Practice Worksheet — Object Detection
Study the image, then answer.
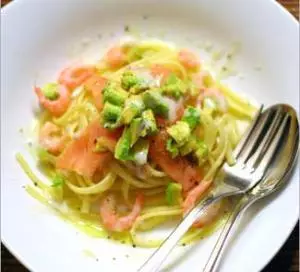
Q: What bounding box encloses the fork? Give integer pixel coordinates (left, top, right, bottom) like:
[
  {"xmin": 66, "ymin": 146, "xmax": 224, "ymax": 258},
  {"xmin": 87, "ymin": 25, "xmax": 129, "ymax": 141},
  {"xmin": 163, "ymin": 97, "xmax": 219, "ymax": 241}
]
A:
[
  {"xmin": 203, "ymin": 104, "xmax": 299, "ymax": 272},
  {"xmin": 138, "ymin": 104, "xmax": 288, "ymax": 272}
]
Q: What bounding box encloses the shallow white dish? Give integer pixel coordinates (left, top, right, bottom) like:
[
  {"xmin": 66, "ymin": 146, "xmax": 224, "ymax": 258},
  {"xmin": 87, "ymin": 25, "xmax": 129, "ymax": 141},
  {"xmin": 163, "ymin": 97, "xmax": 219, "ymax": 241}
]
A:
[{"xmin": 1, "ymin": 0, "xmax": 299, "ymax": 271}]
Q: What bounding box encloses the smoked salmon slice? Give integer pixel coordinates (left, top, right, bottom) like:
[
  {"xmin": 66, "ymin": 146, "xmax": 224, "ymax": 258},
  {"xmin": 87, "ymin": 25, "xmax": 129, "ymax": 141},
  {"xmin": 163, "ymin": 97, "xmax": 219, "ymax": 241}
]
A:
[
  {"xmin": 149, "ymin": 131, "xmax": 203, "ymax": 191},
  {"xmin": 56, "ymin": 121, "xmax": 121, "ymax": 177},
  {"xmin": 84, "ymin": 75, "xmax": 107, "ymax": 111}
]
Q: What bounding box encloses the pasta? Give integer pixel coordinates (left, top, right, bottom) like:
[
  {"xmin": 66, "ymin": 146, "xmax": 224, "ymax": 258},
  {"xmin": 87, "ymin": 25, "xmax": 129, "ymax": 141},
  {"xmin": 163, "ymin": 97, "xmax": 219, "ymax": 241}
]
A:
[{"xmin": 17, "ymin": 39, "xmax": 257, "ymax": 247}]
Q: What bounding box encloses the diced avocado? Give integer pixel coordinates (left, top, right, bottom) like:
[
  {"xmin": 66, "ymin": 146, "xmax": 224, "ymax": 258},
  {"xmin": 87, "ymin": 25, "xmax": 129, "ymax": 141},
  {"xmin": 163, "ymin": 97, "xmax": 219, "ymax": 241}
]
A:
[
  {"xmin": 142, "ymin": 90, "xmax": 169, "ymax": 118},
  {"xmin": 182, "ymin": 106, "xmax": 200, "ymax": 130},
  {"xmin": 122, "ymin": 95, "xmax": 145, "ymax": 124},
  {"xmin": 167, "ymin": 121, "xmax": 191, "ymax": 147},
  {"xmin": 162, "ymin": 73, "xmax": 186, "ymax": 100},
  {"xmin": 41, "ymin": 83, "xmax": 59, "ymax": 100},
  {"xmin": 195, "ymin": 141, "xmax": 208, "ymax": 165},
  {"xmin": 121, "ymin": 71, "xmax": 140, "ymax": 90},
  {"xmin": 166, "ymin": 183, "xmax": 182, "ymax": 205},
  {"xmin": 103, "ymin": 82, "xmax": 128, "ymax": 106},
  {"xmin": 166, "ymin": 138, "xmax": 179, "ymax": 158},
  {"xmin": 180, "ymin": 136, "xmax": 198, "ymax": 156},
  {"xmin": 114, "ymin": 128, "xmax": 133, "ymax": 161},
  {"xmin": 141, "ymin": 109, "xmax": 157, "ymax": 136},
  {"xmin": 121, "ymin": 71, "xmax": 148, "ymax": 94},
  {"xmin": 132, "ymin": 139, "xmax": 149, "ymax": 165},
  {"xmin": 129, "ymin": 110, "xmax": 157, "ymax": 146},
  {"xmin": 52, "ymin": 173, "xmax": 65, "ymax": 187},
  {"xmin": 102, "ymin": 102, "xmax": 122, "ymax": 129},
  {"xmin": 129, "ymin": 80, "xmax": 149, "ymax": 94},
  {"xmin": 129, "ymin": 118, "xmax": 143, "ymax": 147}
]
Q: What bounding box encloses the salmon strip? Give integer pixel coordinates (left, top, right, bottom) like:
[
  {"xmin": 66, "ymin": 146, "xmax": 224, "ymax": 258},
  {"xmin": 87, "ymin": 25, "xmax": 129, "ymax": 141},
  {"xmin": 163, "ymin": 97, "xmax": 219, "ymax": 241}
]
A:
[
  {"xmin": 84, "ymin": 75, "xmax": 107, "ymax": 111},
  {"xmin": 56, "ymin": 121, "xmax": 121, "ymax": 177},
  {"xmin": 149, "ymin": 131, "xmax": 203, "ymax": 191}
]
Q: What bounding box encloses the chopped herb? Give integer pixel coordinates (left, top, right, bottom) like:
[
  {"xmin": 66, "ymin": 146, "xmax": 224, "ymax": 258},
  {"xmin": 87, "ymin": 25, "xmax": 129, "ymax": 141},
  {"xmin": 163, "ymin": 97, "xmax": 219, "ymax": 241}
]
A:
[
  {"xmin": 167, "ymin": 121, "xmax": 191, "ymax": 147},
  {"xmin": 51, "ymin": 173, "xmax": 65, "ymax": 187}
]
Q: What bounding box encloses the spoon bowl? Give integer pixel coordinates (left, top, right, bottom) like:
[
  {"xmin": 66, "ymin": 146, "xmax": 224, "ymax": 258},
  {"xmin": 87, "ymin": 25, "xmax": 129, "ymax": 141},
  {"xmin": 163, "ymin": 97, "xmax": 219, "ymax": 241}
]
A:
[{"xmin": 203, "ymin": 104, "xmax": 299, "ymax": 272}]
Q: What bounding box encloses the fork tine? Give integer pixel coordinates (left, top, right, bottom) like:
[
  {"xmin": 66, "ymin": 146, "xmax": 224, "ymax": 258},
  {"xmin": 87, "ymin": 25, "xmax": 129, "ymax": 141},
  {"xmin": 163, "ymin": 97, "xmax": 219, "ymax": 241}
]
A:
[
  {"xmin": 254, "ymin": 113, "xmax": 289, "ymax": 176},
  {"xmin": 245, "ymin": 107, "xmax": 283, "ymax": 169},
  {"xmin": 236, "ymin": 106, "xmax": 272, "ymax": 163},
  {"xmin": 233, "ymin": 105, "xmax": 263, "ymax": 159}
]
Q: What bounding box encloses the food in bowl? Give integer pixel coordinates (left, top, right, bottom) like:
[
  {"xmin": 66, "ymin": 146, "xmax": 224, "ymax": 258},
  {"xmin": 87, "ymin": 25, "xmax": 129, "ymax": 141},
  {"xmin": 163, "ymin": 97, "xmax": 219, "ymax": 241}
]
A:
[{"xmin": 17, "ymin": 39, "xmax": 257, "ymax": 247}]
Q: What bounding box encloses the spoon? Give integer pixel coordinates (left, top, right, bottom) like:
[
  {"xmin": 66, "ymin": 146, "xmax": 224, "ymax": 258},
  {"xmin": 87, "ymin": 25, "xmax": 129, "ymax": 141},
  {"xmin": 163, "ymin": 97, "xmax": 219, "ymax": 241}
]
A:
[{"xmin": 203, "ymin": 104, "xmax": 299, "ymax": 272}]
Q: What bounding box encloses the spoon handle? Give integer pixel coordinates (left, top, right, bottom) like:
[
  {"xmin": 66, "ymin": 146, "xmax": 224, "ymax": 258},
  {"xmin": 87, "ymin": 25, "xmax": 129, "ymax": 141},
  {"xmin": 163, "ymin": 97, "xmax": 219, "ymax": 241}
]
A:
[{"xmin": 203, "ymin": 197, "xmax": 251, "ymax": 272}]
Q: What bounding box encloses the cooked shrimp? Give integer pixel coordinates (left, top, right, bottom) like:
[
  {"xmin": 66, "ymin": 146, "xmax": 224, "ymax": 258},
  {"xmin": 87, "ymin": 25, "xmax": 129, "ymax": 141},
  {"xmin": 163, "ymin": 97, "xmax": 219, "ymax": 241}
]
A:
[
  {"xmin": 178, "ymin": 49, "xmax": 200, "ymax": 70},
  {"xmin": 198, "ymin": 87, "xmax": 228, "ymax": 112},
  {"xmin": 58, "ymin": 64, "xmax": 96, "ymax": 90},
  {"xmin": 39, "ymin": 122, "xmax": 68, "ymax": 154},
  {"xmin": 182, "ymin": 180, "xmax": 213, "ymax": 214},
  {"xmin": 150, "ymin": 64, "xmax": 172, "ymax": 83},
  {"xmin": 100, "ymin": 193, "xmax": 144, "ymax": 232},
  {"xmin": 192, "ymin": 71, "xmax": 213, "ymax": 91},
  {"xmin": 106, "ymin": 46, "xmax": 127, "ymax": 69},
  {"xmin": 193, "ymin": 201, "xmax": 222, "ymax": 228},
  {"xmin": 35, "ymin": 85, "xmax": 71, "ymax": 117}
]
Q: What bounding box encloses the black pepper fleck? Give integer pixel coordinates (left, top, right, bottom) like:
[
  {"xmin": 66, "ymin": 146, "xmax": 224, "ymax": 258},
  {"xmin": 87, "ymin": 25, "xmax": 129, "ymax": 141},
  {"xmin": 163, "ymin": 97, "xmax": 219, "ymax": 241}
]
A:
[
  {"xmin": 34, "ymin": 182, "xmax": 38, "ymax": 187},
  {"xmin": 132, "ymin": 244, "xmax": 136, "ymax": 248},
  {"xmin": 182, "ymin": 243, "xmax": 186, "ymax": 246},
  {"xmin": 227, "ymin": 53, "xmax": 233, "ymax": 60},
  {"xmin": 112, "ymin": 257, "xmax": 116, "ymax": 261},
  {"xmin": 96, "ymin": 258, "xmax": 99, "ymax": 262},
  {"xmin": 124, "ymin": 25, "xmax": 130, "ymax": 32},
  {"xmin": 142, "ymin": 15, "xmax": 149, "ymax": 20}
]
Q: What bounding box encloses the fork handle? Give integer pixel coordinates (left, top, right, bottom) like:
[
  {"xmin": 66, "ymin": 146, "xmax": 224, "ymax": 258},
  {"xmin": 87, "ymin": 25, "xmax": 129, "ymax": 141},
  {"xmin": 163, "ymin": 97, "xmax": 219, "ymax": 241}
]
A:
[
  {"xmin": 203, "ymin": 196, "xmax": 250, "ymax": 272},
  {"xmin": 138, "ymin": 195, "xmax": 226, "ymax": 272}
]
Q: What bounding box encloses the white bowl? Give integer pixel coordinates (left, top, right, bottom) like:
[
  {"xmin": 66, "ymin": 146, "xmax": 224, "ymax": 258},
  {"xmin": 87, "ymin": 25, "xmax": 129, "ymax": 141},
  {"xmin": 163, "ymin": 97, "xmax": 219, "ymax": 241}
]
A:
[{"xmin": 1, "ymin": 0, "xmax": 299, "ymax": 271}]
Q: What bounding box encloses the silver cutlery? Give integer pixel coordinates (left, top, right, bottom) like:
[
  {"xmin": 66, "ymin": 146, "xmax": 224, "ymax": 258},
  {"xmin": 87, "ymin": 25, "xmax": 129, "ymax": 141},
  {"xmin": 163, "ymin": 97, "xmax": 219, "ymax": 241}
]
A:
[
  {"xmin": 139, "ymin": 104, "xmax": 292, "ymax": 272},
  {"xmin": 203, "ymin": 104, "xmax": 299, "ymax": 272}
]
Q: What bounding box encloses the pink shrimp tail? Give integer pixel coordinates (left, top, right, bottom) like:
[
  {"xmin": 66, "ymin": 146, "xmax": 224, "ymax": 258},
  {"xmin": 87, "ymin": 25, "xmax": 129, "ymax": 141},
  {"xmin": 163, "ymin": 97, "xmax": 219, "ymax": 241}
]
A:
[
  {"xmin": 58, "ymin": 64, "xmax": 96, "ymax": 90},
  {"xmin": 100, "ymin": 193, "xmax": 144, "ymax": 232},
  {"xmin": 182, "ymin": 180, "xmax": 213, "ymax": 215}
]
